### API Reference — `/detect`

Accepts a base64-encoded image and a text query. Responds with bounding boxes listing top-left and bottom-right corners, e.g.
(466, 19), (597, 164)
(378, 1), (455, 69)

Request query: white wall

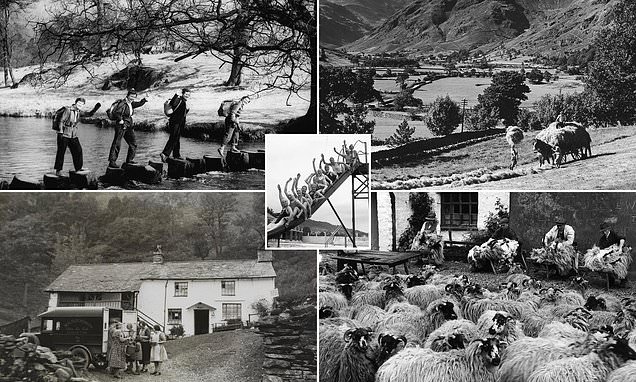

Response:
(137, 277), (276, 336)
(48, 293), (58, 310)
(376, 192), (411, 251)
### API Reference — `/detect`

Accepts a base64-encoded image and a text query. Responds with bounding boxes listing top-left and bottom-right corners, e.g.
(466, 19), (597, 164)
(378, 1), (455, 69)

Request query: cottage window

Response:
(221, 281), (235, 296)
(174, 282), (188, 297)
(222, 303), (241, 321)
(168, 309), (182, 324)
(441, 192), (478, 229)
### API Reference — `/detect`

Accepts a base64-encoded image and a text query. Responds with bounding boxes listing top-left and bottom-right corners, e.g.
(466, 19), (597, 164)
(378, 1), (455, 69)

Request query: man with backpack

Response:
(218, 95), (250, 160)
(107, 88), (148, 168)
(160, 88), (191, 162)
(52, 97), (101, 176)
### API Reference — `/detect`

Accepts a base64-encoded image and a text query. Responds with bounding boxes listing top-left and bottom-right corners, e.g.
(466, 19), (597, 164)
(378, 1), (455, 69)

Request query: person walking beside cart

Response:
(107, 88), (148, 168)
(160, 88), (191, 162)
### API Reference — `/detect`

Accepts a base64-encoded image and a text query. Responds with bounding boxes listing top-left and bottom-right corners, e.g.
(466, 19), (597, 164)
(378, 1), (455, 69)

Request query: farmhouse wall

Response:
(137, 278), (276, 336)
(374, 192), (411, 251)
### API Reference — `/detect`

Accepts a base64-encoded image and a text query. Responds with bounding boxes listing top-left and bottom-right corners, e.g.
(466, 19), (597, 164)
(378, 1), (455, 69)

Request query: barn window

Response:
(441, 193), (479, 229)
(174, 282), (188, 297)
(222, 303), (241, 321)
(221, 281), (235, 296)
(168, 309), (182, 324)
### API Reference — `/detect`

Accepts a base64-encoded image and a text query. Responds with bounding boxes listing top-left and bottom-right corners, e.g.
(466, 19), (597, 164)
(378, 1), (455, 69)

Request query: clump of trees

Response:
(467, 71), (529, 130)
(425, 96), (461, 136)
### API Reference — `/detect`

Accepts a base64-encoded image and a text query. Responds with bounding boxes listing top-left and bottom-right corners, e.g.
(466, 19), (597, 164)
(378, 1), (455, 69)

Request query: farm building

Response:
(371, 191), (636, 279)
(43, 249), (278, 336)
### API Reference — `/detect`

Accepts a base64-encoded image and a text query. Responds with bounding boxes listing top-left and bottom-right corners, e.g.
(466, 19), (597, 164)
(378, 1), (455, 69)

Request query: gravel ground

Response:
(85, 329), (264, 382)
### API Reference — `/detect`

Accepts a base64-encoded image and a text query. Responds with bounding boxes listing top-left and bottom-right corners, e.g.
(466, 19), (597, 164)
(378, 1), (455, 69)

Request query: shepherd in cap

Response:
(598, 221), (625, 252)
(544, 216), (575, 247)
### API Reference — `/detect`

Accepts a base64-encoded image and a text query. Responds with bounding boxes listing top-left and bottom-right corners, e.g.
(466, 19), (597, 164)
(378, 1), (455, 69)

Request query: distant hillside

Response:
(328, 0), (617, 56)
(320, 0), (412, 47)
(298, 219), (368, 237)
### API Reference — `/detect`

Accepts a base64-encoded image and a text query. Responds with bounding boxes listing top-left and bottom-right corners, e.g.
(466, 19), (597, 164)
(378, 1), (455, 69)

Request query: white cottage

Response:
(44, 250), (278, 336)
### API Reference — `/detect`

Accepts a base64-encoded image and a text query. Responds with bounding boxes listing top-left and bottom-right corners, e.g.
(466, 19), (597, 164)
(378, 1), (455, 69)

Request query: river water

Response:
(0, 117), (264, 190)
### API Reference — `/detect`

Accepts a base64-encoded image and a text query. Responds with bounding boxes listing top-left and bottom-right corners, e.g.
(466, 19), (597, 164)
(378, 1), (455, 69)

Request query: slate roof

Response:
(45, 260), (276, 293)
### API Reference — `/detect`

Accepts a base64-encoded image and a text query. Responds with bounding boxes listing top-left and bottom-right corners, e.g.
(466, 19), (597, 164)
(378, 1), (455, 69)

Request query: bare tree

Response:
(197, 194), (238, 258)
(0, 0), (32, 87)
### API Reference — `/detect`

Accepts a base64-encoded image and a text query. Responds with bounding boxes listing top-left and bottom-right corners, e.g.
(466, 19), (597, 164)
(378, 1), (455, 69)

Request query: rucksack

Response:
(52, 107), (67, 131)
(164, 96), (181, 117)
(106, 99), (124, 121)
(218, 100), (234, 117)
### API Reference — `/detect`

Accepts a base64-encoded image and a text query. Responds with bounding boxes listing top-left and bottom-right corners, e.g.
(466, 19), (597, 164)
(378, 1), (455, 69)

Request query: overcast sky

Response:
(266, 134), (370, 233)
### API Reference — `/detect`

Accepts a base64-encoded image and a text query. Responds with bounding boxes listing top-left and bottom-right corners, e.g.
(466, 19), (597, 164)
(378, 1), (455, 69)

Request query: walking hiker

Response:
(160, 88), (191, 162)
(218, 95), (250, 161)
(52, 98), (101, 176)
(107, 88), (148, 168)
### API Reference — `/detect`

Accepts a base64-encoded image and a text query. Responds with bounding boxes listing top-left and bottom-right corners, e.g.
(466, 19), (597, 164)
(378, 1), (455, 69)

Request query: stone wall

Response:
(258, 312), (316, 382)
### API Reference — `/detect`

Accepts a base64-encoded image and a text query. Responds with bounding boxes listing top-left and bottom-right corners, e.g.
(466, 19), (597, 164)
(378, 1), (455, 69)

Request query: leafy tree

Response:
(393, 89), (422, 110)
(585, 0), (636, 124)
(386, 119), (415, 147)
(477, 71), (529, 126)
(320, 67), (380, 133)
(395, 72), (409, 90)
(341, 104), (375, 134)
(425, 95), (461, 136)
(197, 194), (238, 258)
(466, 103), (499, 131)
(526, 68), (544, 84)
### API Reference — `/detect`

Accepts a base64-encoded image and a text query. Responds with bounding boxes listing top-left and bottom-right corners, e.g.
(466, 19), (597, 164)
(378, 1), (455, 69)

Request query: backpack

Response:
(52, 107), (67, 131)
(164, 96), (181, 117)
(106, 99), (124, 121)
(218, 100), (234, 117)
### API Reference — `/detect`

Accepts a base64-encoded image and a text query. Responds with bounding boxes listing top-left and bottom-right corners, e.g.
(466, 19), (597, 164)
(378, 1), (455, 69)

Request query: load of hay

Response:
(583, 244), (633, 280)
(467, 238), (519, 273)
(530, 244), (576, 276)
(411, 231), (444, 265)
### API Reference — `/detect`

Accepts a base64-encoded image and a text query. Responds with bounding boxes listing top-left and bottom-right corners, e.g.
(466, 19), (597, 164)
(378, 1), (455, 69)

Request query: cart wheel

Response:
(70, 346), (91, 370)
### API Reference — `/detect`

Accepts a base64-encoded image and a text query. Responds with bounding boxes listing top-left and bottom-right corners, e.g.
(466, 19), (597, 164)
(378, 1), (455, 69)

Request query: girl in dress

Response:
(150, 325), (168, 375)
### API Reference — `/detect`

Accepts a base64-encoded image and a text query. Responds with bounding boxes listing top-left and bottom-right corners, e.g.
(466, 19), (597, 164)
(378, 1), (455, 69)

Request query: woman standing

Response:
(108, 323), (128, 379)
(137, 321), (151, 372)
(149, 325), (168, 375)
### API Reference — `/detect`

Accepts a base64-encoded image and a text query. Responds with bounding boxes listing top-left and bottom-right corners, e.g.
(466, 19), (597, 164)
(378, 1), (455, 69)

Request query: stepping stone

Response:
(245, 150), (265, 170)
(10, 175), (41, 190)
(103, 166), (126, 186)
(43, 173), (70, 190)
(148, 160), (164, 174)
(69, 170), (98, 189)
(203, 155), (224, 172)
(186, 157), (206, 175)
(226, 151), (250, 172)
(167, 157), (193, 178)
(122, 162), (161, 184)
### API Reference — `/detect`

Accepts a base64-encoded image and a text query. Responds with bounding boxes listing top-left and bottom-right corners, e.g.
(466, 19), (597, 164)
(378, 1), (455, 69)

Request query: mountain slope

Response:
(337, 0), (617, 54)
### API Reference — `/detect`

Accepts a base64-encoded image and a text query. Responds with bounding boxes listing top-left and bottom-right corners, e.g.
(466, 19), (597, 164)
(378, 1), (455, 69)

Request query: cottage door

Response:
(194, 309), (209, 335)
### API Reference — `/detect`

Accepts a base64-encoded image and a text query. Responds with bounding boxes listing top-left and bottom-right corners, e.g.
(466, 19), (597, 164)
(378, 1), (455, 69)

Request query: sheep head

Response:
(435, 301), (458, 320)
(343, 327), (373, 352)
(584, 295), (606, 311)
(473, 338), (502, 368)
(319, 306), (336, 319)
(406, 274), (427, 288)
(489, 312), (513, 335)
(445, 283), (465, 300)
(377, 334), (407, 365)
(602, 336), (636, 362)
(446, 333), (467, 350)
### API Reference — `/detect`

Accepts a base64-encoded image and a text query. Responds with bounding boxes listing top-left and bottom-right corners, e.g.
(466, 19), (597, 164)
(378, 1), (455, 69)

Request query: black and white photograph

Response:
(319, 191), (636, 382)
(266, 134), (370, 249)
(0, 192), (317, 382)
(0, 0), (316, 190)
(319, 0), (636, 190)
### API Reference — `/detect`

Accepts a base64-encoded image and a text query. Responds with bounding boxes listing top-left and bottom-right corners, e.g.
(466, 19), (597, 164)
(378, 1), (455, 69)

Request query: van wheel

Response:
(70, 347), (91, 370)
(18, 333), (40, 346)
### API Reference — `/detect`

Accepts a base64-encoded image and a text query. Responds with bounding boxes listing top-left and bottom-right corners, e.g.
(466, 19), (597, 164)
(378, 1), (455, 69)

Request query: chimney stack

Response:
(257, 249), (273, 262)
(152, 245), (164, 264)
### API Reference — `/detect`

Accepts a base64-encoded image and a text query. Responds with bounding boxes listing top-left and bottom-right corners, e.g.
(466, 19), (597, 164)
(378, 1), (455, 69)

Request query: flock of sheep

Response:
(505, 122), (592, 170)
(319, 263), (636, 382)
